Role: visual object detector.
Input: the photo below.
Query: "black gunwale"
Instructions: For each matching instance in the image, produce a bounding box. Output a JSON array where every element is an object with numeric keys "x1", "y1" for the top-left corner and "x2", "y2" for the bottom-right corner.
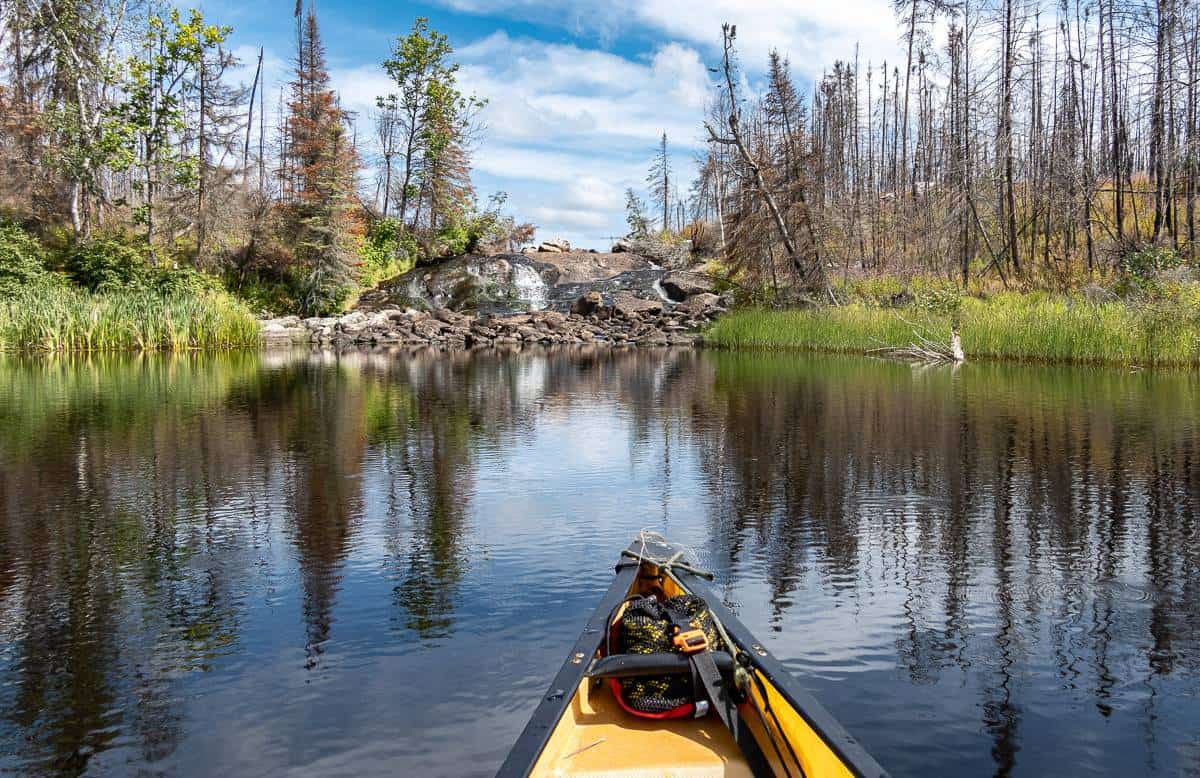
[
  {"x1": 496, "y1": 536, "x2": 890, "y2": 778},
  {"x1": 677, "y1": 569, "x2": 890, "y2": 778},
  {"x1": 495, "y1": 557, "x2": 639, "y2": 777}
]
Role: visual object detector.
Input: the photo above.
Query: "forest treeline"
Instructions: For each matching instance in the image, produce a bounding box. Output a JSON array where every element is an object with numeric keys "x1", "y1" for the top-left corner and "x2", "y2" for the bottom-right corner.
[
  {"x1": 688, "y1": 1, "x2": 1200, "y2": 298},
  {"x1": 0, "y1": 1, "x2": 529, "y2": 318}
]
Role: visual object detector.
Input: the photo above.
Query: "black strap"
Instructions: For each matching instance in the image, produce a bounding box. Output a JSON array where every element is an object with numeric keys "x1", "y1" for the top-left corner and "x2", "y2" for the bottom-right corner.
[
  {"x1": 661, "y1": 603, "x2": 738, "y2": 734},
  {"x1": 690, "y1": 648, "x2": 738, "y2": 733},
  {"x1": 663, "y1": 602, "x2": 775, "y2": 778},
  {"x1": 588, "y1": 652, "x2": 735, "y2": 679}
]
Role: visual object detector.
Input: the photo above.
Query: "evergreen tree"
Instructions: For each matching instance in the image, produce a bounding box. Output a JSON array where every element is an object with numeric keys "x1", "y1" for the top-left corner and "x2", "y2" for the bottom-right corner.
[
  {"x1": 625, "y1": 187, "x2": 650, "y2": 238},
  {"x1": 647, "y1": 132, "x2": 671, "y2": 232},
  {"x1": 286, "y1": 6, "x2": 358, "y2": 314}
]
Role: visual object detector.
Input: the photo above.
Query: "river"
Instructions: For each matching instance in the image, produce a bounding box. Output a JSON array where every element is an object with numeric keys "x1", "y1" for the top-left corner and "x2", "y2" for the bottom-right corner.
[{"x1": 0, "y1": 347, "x2": 1197, "y2": 776}]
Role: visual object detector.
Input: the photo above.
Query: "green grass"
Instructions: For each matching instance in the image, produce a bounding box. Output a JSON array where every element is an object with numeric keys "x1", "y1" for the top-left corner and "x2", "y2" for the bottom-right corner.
[
  {"x1": 706, "y1": 292, "x2": 1200, "y2": 367},
  {"x1": 0, "y1": 285, "x2": 261, "y2": 352}
]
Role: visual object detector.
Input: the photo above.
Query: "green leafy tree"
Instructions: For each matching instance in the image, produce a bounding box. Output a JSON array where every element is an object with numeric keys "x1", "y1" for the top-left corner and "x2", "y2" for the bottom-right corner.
[
  {"x1": 109, "y1": 9, "x2": 230, "y2": 258},
  {"x1": 39, "y1": 0, "x2": 135, "y2": 236},
  {"x1": 380, "y1": 18, "x2": 482, "y2": 233},
  {"x1": 0, "y1": 221, "x2": 53, "y2": 294}
]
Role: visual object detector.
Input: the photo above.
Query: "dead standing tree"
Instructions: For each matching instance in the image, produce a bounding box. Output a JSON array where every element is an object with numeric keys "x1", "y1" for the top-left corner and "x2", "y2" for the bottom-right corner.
[{"x1": 705, "y1": 24, "x2": 830, "y2": 298}]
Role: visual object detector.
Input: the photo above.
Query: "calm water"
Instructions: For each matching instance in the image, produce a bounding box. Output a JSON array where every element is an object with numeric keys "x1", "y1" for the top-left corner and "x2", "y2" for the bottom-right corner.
[{"x1": 1, "y1": 347, "x2": 1198, "y2": 777}]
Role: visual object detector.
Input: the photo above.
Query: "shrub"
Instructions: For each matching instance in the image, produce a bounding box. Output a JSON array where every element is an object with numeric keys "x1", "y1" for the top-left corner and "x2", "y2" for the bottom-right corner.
[
  {"x1": 359, "y1": 217, "x2": 417, "y2": 287},
  {"x1": 0, "y1": 220, "x2": 53, "y2": 294},
  {"x1": 912, "y1": 285, "x2": 963, "y2": 315},
  {"x1": 1111, "y1": 245, "x2": 1193, "y2": 300},
  {"x1": 232, "y1": 276, "x2": 302, "y2": 317},
  {"x1": 435, "y1": 220, "x2": 472, "y2": 256},
  {"x1": 146, "y1": 266, "x2": 221, "y2": 295},
  {"x1": 1120, "y1": 245, "x2": 1187, "y2": 279},
  {"x1": 63, "y1": 237, "x2": 150, "y2": 291}
]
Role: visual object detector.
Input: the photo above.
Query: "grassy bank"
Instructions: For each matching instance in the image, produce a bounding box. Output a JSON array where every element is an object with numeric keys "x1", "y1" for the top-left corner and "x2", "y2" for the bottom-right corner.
[
  {"x1": 706, "y1": 292, "x2": 1200, "y2": 367},
  {"x1": 0, "y1": 286, "x2": 261, "y2": 353}
]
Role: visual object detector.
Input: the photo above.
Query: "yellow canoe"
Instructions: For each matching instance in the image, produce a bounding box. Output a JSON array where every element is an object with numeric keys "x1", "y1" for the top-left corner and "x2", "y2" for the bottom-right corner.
[{"x1": 498, "y1": 535, "x2": 888, "y2": 778}]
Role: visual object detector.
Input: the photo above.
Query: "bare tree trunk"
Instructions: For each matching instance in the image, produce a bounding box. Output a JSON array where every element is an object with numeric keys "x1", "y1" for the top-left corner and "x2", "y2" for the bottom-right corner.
[
  {"x1": 1108, "y1": 0, "x2": 1125, "y2": 247},
  {"x1": 708, "y1": 24, "x2": 827, "y2": 293},
  {"x1": 1001, "y1": 0, "x2": 1021, "y2": 274},
  {"x1": 197, "y1": 55, "x2": 208, "y2": 262},
  {"x1": 244, "y1": 48, "x2": 263, "y2": 190}
]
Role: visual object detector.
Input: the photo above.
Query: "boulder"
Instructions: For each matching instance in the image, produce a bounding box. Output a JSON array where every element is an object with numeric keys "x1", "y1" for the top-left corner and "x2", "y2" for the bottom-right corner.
[
  {"x1": 433, "y1": 308, "x2": 468, "y2": 325},
  {"x1": 678, "y1": 292, "x2": 720, "y2": 315},
  {"x1": 539, "y1": 238, "x2": 571, "y2": 253},
  {"x1": 260, "y1": 318, "x2": 309, "y2": 343},
  {"x1": 303, "y1": 316, "x2": 339, "y2": 331},
  {"x1": 611, "y1": 238, "x2": 633, "y2": 253},
  {"x1": 533, "y1": 311, "x2": 567, "y2": 330},
  {"x1": 661, "y1": 271, "x2": 716, "y2": 301},
  {"x1": 571, "y1": 291, "x2": 605, "y2": 316},
  {"x1": 336, "y1": 311, "x2": 370, "y2": 333},
  {"x1": 611, "y1": 292, "x2": 663, "y2": 319},
  {"x1": 414, "y1": 319, "x2": 447, "y2": 339}
]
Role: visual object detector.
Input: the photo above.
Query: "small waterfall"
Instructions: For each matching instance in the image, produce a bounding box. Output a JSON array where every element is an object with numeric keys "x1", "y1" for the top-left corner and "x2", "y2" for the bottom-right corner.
[
  {"x1": 406, "y1": 276, "x2": 427, "y2": 305},
  {"x1": 651, "y1": 278, "x2": 674, "y2": 304},
  {"x1": 512, "y1": 263, "x2": 548, "y2": 310}
]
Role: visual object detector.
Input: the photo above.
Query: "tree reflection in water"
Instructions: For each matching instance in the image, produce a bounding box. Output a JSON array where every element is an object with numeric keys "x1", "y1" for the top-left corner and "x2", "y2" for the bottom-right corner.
[{"x1": 0, "y1": 348, "x2": 1196, "y2": 776}]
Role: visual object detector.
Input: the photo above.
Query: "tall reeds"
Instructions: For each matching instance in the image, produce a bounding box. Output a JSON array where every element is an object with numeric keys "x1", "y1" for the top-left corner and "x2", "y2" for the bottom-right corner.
[
  {"x1": 705, "y1": 294, "x2": 1200, "y2": 367},
  {"x1": 0, "y1": 286, "x2": 261, "y2": 352}
]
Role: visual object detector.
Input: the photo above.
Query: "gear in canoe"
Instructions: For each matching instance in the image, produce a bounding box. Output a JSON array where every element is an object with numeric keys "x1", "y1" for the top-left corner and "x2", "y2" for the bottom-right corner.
[{"x1": 498, "y1": 533, "x2": 889, "y2": 778}]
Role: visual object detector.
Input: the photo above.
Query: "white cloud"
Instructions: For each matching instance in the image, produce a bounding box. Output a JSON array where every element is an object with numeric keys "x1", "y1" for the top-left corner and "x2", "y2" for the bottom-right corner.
[
  {"x1": 434, "y1": 0, "x2": 903, "y2": 79},
  {"x1": 326, "y1": 31, "x2": 713, "y2": 248},
  {"x1": 231, "y1": 1, "x2": 907, "y2": 248},
  {"x1": 407, "y1": 2, "x2": 907, "y2": 245}
]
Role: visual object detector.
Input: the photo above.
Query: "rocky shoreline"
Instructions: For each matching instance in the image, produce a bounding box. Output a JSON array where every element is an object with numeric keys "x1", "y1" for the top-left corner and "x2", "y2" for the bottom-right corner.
[{"x1": 260, "y1": 289, "x2": 729, "y2": 350}]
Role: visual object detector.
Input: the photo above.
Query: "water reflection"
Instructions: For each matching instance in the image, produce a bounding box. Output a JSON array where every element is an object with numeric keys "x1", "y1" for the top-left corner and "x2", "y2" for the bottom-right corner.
[{"x1": 0, "y1": 349, "x2": 1197, "y2": 776}]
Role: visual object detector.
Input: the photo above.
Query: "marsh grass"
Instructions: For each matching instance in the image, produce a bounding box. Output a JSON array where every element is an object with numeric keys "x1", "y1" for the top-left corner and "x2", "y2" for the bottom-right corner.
[
  {"x1": 0, "y1": 286, "x2": 261, "y2": 352},
  {"x1": 707, "y1": 293, "x2": 1200, "y2": 367}
]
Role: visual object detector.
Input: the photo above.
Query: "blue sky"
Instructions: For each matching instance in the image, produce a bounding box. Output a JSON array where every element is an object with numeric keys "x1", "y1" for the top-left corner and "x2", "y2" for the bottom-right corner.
[{"x1": 202, "y1": 0, "x2": 902, "y2": 249}]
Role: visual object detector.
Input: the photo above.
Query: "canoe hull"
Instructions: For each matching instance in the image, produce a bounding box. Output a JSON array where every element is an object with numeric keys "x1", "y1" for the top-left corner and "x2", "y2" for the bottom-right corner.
[{"x1": 498, "y1": 536, "x2": 888, "y2": 778}]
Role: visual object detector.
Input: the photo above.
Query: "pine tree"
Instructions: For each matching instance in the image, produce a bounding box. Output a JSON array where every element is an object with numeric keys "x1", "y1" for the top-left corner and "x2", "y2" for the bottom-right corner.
[
  {"x1": 286, "y1": 6, "x2": 359, "y2": 314},
  {"x1": 625, "y1": 188, "x2": 650, "y2": 238},
  {"x1": 647, "y1": 132, "x2": 671, "y2": 232}
]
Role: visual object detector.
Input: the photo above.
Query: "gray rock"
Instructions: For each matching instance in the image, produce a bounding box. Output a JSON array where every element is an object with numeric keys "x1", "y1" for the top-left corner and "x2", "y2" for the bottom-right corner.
[
  {"x1": 661, "y1": 271, "x2": 716, "y2": 301},
  {"x1": 678, "y1": 292, "x2": 721, "y2": 315},
  {"x1": 571, "y1": 291, "x2": 605, "y2": 316},
  {"x1": 611, "y1": 293, "x2": 663, "y2": 318},
  {"x1": 539, "y1": 238, "x2": 571, "y2": 253}
]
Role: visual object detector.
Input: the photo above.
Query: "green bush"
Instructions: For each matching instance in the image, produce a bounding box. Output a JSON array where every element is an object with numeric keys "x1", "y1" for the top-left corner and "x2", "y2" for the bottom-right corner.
[
  {"x1": 146, "y1": 266, "x2": 221, "y2": 295},
  {"x1": 912, "y1": 285, "x2": 963, "y2": 315},
  {"x1": 435, "y1": 220, "x2": 471, "y2": 256},
  {"x1": 0, "y1": 220, "x2": 53, "y2": 294},
  {"x1": 1121, "y1": 245, "x2": 1187, "y2": 279},
  {"x1": 359, "y1": 217, "x2": 417, "y2": 287},
  {"x1": 63, "y1": 237, "x2": 150, "y2": 291},
  {"x1": 1112, "y1": 245, "x2": 1192, "y2": 299}
]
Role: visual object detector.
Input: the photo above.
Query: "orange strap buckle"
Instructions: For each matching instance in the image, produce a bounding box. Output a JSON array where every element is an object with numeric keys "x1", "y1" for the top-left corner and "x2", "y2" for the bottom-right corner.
[{"x1": 673, "y1": 628, "x2": 709, "y2": 654}]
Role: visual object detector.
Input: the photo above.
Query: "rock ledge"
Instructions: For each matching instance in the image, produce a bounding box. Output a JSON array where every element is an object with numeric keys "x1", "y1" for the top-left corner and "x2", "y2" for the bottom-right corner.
[{"x1": 261, "y1": 291, "x2": 730, "y2": 350}]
